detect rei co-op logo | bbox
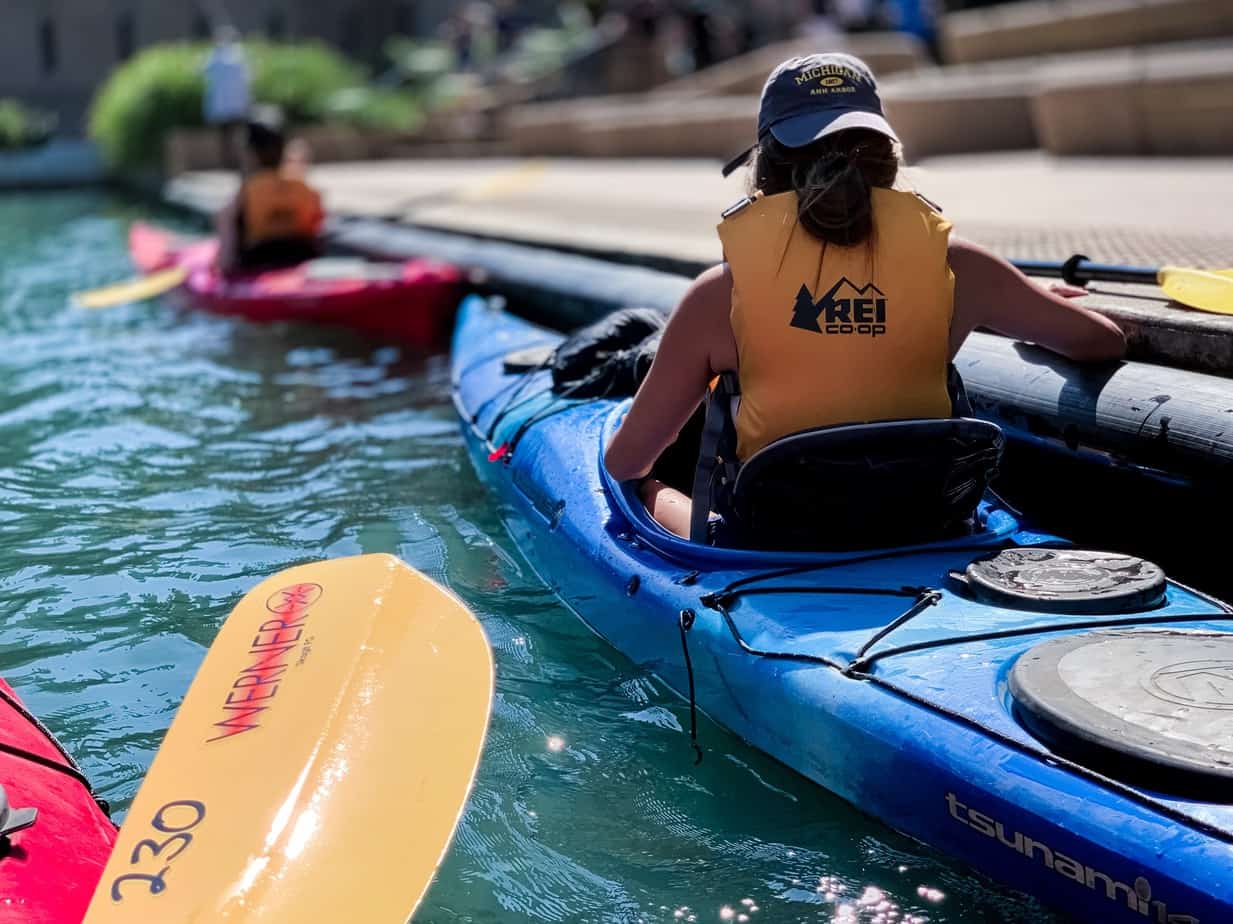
[791,278,886,338]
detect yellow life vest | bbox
[241,170,323,248]
[718,186,954,461]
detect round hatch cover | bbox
[1010,630,1233,792]
[965,548,1165,614]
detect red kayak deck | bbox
[0,677,115,923]
[128,223,463,345]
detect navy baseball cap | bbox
[722,53,897,177]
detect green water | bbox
[0,191,1061,924]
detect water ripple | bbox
[0,191,1059,923]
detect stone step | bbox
[647,32,926,98]
[880,38,1233,158]
[505,39,1233,162]
[1033,43,1233,155]
[942,0,1233,64]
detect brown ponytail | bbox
[750,129,899,247]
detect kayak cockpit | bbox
[598,402,1056,570]
[600,396,1233,809]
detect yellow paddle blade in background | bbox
[84,554,493,923]
[1159,266,1233,316]
[72,267,188,309]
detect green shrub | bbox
[382,38,471,109]
[89,43,206,168]
[503,28,583,82]
[247,41,365,124]
[383,38,458,87]
[383,22,597,107]
[0,99,57,150]
[89,40,419,169]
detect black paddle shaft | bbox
[1011,254,1158,286]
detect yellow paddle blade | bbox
[1159,266,1233,315]
[84,554,493,923]
[73,267,188,309]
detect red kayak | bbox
[0,677,115,922]
[129,223,463,345]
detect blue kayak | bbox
[452,295,1233,923]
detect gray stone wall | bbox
[0,0,517,132]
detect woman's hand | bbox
[1047,282,1088,299]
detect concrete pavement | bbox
[172,153,1233,266]
[167,152,1233,373]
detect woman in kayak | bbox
[604,52,1126,540]
[216,119,325,275]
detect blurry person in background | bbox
[441,9,475,70]
[797,0,846,38]
[444,3,498,72]
[215,118,324,276]
[707,7,750,59]
[745,0,794,47]
[822,0,882,34]
[885,0,941,52]
[681,0,716,71]
[610,0,677,89]
[675,0,747,74]
[203,25,251,171]
[494,0,528,53]
[659,12,694,76]
[626,0,665,38]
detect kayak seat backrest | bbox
[724,418,1005,552]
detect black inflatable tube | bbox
[332,217,691,328]
[954,336,1233,482]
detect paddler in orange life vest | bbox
[215,119,325,275]
[604,53,1126,540]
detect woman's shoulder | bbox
[665,263,737,369]
[667,264,734,336]
[681,263,733,314]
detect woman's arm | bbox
[604,263,736,481]
[949,238,1126,362]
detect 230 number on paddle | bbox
[110,799,206,902]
